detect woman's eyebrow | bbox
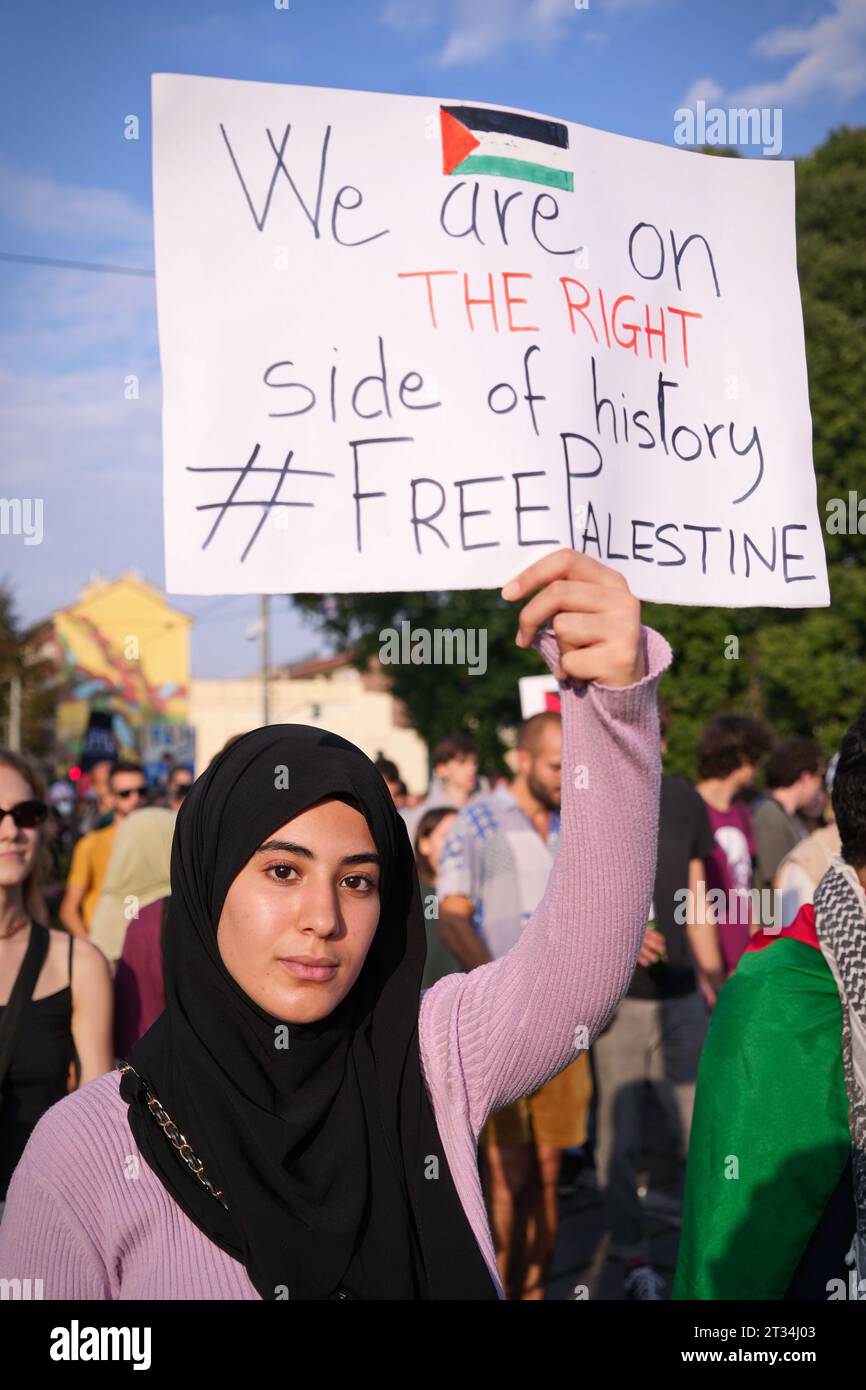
[256,840,312,857]
[255,841,381,867]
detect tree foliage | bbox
[292,588,542,773]
[0,579,57,761]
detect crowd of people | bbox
[383,676,854,1299]
[0,549,863,1303]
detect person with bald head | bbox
[437,707,592,1299]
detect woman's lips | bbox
[279,958,338,982]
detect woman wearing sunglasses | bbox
[0,751,114,1216]
[0,551,671,1297]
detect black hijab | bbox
[119,723,498,1301]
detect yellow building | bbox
[190,651,428,792]
[32,572,192,763]
[33,577,427,788]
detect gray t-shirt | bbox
[752,795,807,892]
[436,784,560,959]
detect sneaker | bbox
[624,1264,664,1300]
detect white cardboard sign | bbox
[153,73,829,607]
[518,675,562,719]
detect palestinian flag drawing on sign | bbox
[440,104,573,192]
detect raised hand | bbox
[501,548,645,688]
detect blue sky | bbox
[1,0,864,676]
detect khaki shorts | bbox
[480,1052,593,1150]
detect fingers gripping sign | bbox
[501,548,645,688]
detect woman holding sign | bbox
[0,549,671,1299]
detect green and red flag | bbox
[440,104,574,192]
[673,906,851,1300]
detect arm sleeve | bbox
[754,803,791,888]
[691,789,717,861]
[419,623,671,1137]
[0,1145,111,1300]
[756,800,783,884]
[436,814,483,910]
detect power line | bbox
[0,251,154,278]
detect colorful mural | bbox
[35,573,192,763]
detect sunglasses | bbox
[173,783,192,798]
[0,799,48,829]
[115,785,148,800]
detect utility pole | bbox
[261,595,270,726]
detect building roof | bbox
[276,649,356,679]
[42,572,193,628]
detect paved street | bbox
[546,1082,685,1301]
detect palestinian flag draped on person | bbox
[673,854,866,1301]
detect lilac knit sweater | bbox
[0,625,671,1299]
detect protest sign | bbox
[518,675,561,719]
[153,73,829,607]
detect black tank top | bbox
[0,929,76,1199]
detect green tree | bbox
[293,588,542,773]
[646,126,866,772]
[0,580,58,763]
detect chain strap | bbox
[117,1061,229,1211]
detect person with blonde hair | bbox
[88,807,175,964]
[0,749,113,1214]
[91,807,176,1055]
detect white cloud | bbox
[1,366,161,492]
[2,266,157,372]
[0,163,152,261]
[436,0,575,66]
[381,0,438,31]
[0,363,318,676]
[680,76,724,107]
[0,163,156,374]
[689,0,866,112]
[0,364,165,627]
[0,163,162,624]
[380,0,667,64]
[380,0,669,66]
